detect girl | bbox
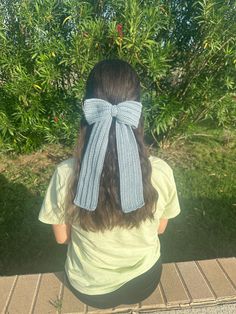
[38,59,180,309]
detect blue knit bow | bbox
[74,98,145,213]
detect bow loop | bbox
[83,99,112,125]
[116,101,142,128]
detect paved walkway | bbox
[143,303,236,314]
[0,257,236,313]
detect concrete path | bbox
[0,257,236,313]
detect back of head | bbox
[67,59,158,232]
[85,59,140,104]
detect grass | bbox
[0,125,235,275]
[158,126,236,262]
[50,296,63,313]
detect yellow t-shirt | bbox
[38,155,181,295]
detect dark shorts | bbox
[65,257,162,309]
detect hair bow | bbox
[74,98,145,213]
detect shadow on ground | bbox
[160,196,236,263]
[0,174,67,276]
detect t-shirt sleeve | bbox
[161,169,181,219]
[38,164,69,225]
[150,156,181,219]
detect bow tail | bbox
[74,119,112,210]
[116,123,145,213]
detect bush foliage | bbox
[0,0,235,152]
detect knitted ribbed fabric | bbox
[73,98,145,213]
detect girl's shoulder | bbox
[54,157,76,179]
[148,155,177,199]
[148,155,173,178]
[56,157,75,173]
[56,157,75,170]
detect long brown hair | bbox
[66,60,158,232]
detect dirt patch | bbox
[0,144,72,173]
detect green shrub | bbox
[0,0,235,152]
